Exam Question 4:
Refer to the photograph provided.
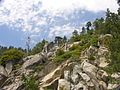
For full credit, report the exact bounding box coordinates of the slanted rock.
[22,54,47,75]
[81,61,98,76]
[5,61,13,75]
[0,65,8,77]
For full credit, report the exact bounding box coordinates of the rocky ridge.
[0,35,120,90]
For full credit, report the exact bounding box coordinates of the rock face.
[39,45,118,90]
[0,38,119,90]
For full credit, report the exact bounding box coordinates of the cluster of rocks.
[38,39,120,90]
[39,45,112,90]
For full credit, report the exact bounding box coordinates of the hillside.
[0,8,120,90]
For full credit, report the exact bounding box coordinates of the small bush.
[69,45,79,51]
[61,51,72,59]
[88,37,99,47]
[70,53,80,61]
[54,50,81,63]
[0,49,25,65]
[56,49,65,56]
[33,65,44,71]
[13,64,22,70]
[54,56,65,63]
[21,74,39,90]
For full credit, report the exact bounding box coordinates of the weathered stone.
[3,80,23,90]
[22,54,47,70]
[40,65,61,88]
[5,61,13,75]
[64,71,70,81]
[0,65,8,77]
[58,79,70,90]
[73,65,82,74]
[71,71,80,84]
[107,84,118,90]
[75,81,88,90]
[111,73,120,79]
[87,81,94,87]
[99,57,108,67]
[80,73,90,82]
[99,81,107,90]
[81,61,98,76]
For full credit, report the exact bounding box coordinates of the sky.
[0,0,119,48]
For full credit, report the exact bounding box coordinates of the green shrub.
[33,65,44,71]
[54,50,81,63]
[21,74,39,90]
[0,49,25,65]
[30,40,47,55]
[87,36,99,47]
[54,56,65,63]
[54,51,72,63]
[69,45,79,51]
[70,53,80,61]
[61,51,72,59]
[13,64,22,70]
[56,49,65,56]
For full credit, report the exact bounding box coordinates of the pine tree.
[72,30,79,37]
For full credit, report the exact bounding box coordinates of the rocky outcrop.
[0,36,119,90]
[39,60,108,90]
[22,53,47,75]
[42,42,54,53]
[39,44,118,90]
[1,53,48,90]
[82,45,109,68]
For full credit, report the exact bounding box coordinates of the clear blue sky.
[0,0,119,48]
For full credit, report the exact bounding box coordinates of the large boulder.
[81,61,98,76]
[22,54,47,69]
[22,54,47,75]
[39,62,76,89]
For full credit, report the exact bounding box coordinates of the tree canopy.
[0,49,25,65]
